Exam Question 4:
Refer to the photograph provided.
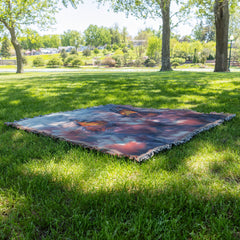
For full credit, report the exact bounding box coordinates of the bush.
[64,56,83,67]
[144,58,156,67]
[114,49,124,56]
[82,49,91,57]
[103,49,108,55]
[47,57,62,68]
[33,56,45,67]
[123,53,130,67]
[112,55,123,67]
[171,62,180,68]
[70,48,78,55]
[122,47,128,53]
[64,56,75,66]
[106,45,112,51]
[93,48,99,54]
[102,57,116,67]
[71,57,83,67]
[133,58,143,67]
[112,44,119,51]
[60,49,68,60]
[170,58,185,65]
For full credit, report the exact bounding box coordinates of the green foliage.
[135,45,146,59]
[123,53,131,66]
[122,47,128,53]
[109,24,121,45]
[19,29,42,51]
[171,62,180,68]
[171,58,186,65]
[70,48,78,55]
[60,49,68,60]
[0,37,11,59]
[103,49,108,55]
[64,55,83,67]
[40,34,61,48]
[193,21,215,42]
[47,57,63,68]
[0,72,240,239]
[0,0,59,32]
[144,58,157,67]
[93,48,100,54]
[106,44,112,51]
[112,55,123,67]
[82,49,91,57]
[112,43,119,51]
[133,58,144,67]
[146,36,161,62]
[135,28,154,42]
[71,57,83,67]
[64,55,76,66]
[229,5,240,41]
[84,25,111,47]
[113,49,124,55]
[171,39,216,62]
[33,56,45,67]
[61,30,83,49]
[0,0,77,73]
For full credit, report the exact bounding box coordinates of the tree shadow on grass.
[1,71,239,168]
[1,149,240,239]
[0,71,240,239]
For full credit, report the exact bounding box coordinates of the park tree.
[121,27,129,44]
[96,0,181,71]
[84,25,111,47]
[0,0,82,73]
[1,36,11,59]
[193,20,216,42]
[229,5,240,40]
[20,29,42,51]
[134,28,154,43]
[41,34,62,48]
[61,30,83,49]
[109,24,121,46]
[188,0,239,72]
[0,0,59,73]
[146,36,162,63]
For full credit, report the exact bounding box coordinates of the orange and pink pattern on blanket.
[5,104,235,161]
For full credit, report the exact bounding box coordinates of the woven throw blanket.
[5,104,235,162]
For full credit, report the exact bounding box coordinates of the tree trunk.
[160,0,172,71]
[9,27,24,73]
[214,0,229,72]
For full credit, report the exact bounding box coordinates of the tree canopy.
[96,0,184,71]
[0,0,82,73]
[84,25,111,47]
[187,0,239,71]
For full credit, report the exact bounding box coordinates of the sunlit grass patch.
[0,71,239,239]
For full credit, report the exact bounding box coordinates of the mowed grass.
[0,71,239,239]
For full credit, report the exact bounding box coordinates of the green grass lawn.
[0,71,239,239]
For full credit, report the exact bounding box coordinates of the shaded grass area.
[0,71,239,239]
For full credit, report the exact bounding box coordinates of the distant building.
[78,45,89,52]
[58,46,75,53]
[39,48,58,54]
[24,50,41,55]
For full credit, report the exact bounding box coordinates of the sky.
[40,1,195,37]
